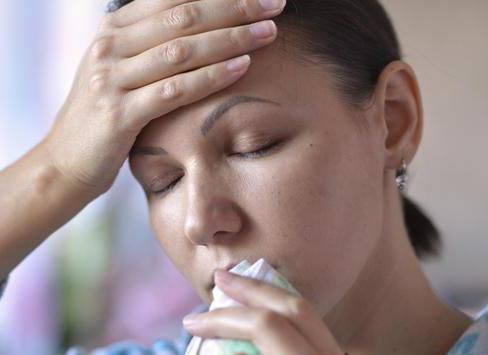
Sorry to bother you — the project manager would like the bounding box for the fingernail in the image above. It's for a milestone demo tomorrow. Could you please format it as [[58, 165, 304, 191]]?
[[249, 20, 276, 39], [183, 314, 201, 326], [226, 54, 251, 72], [259, 0, 285, 12]]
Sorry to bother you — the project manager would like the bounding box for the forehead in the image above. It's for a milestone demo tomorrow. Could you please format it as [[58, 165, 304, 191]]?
[[134, 37, 336, 145]]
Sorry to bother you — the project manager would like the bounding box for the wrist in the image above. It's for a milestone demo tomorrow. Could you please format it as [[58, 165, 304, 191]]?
[[33, 139, 105, 203]]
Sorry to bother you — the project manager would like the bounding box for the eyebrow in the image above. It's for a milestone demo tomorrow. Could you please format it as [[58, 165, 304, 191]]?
[[130, 95, 280, 156]]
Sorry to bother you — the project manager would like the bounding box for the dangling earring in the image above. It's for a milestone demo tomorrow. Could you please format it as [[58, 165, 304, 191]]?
[[395, 157, 409, 191]]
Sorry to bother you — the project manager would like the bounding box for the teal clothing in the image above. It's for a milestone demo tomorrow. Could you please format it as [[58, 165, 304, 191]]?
[[447, 303, 488, 355], [67, 302, 488, 355], [1, 276, 488, 354]]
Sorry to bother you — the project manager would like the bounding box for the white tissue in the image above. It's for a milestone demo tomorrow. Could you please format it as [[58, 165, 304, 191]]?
[[184, 258, 301, 355]]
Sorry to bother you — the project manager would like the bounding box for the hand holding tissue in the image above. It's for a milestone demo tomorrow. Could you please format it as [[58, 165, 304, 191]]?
[[184, 258, 300, 355]]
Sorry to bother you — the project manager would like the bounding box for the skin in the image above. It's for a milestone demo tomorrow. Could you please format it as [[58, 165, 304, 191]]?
[[129, 33, 474, 354], [0, 0, 283, 279], [0, 0, 474, 353]]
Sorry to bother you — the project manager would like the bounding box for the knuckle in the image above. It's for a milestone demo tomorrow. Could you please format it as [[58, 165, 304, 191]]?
[[99, 13, 116, 30], [164, 4, 198, 30], [232, 0, 253, 19], [227, 28, 247, 49], [90, 35, 115, 60], [206, 67, 221, 88], [160, 39, 190, 65], [93, 94, 125, 124], [288, 297, 311, 321], [256, 310, 281, 329], [161, 79, 183, 100], [89, 68, 112, 93]]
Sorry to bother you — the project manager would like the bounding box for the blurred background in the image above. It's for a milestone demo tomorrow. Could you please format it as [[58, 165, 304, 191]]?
[[0, 0, 486, 354]]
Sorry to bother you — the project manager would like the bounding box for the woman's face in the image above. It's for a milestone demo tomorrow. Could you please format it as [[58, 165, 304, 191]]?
[[129, 37, 387, 314]]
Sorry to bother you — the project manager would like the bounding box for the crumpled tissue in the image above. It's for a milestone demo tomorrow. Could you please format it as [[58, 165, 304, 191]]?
[[184, 258, 301, 355]]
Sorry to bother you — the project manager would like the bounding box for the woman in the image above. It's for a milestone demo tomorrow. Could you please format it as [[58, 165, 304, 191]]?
[[0, 0, 487, 354]]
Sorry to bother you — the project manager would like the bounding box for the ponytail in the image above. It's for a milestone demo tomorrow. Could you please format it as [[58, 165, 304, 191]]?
[[401, 194, 442, 260]]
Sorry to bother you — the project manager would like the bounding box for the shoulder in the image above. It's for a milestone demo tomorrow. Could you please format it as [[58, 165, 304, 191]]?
[[447, 304, 488, 355]]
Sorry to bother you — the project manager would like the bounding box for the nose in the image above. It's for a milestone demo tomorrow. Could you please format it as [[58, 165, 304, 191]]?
[[183, 170, 243, 247]]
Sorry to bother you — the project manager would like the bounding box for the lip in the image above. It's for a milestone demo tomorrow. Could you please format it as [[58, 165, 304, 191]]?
[[207, 261, 278, 290], [207, 262, 239, 290]]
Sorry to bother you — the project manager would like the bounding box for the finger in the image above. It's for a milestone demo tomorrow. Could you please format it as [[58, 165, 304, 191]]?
[[115, 0, 286, 57], [214, 269, 344, 354], [122, 54, 251, 131], [107, 0, 194, 28], [116, 20, 276, 89], [183, 307, 319, 355]]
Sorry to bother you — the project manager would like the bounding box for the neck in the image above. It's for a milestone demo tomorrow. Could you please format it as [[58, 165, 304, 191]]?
[[323, 186, 473, 355]]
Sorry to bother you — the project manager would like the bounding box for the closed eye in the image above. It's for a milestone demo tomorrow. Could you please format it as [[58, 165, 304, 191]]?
[[151, 141, 282, 198], [232, 140, 281, 159]]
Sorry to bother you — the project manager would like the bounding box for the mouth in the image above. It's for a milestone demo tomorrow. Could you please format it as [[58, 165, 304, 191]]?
[[207, 262, 238, 291], [207, 262, 278, 291]]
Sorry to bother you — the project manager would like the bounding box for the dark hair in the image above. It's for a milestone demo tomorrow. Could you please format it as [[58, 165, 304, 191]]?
[[107, 0, 442, 260]]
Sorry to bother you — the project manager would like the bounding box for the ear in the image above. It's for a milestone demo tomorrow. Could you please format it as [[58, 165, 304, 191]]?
[[372, 60, 424, 171]]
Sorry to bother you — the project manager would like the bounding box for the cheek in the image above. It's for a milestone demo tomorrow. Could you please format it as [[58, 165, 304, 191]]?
[[149, 206, 215, 301], [245, 133, 384, 313], [148, 202, 193, 276], [144, 128, 384, 309]]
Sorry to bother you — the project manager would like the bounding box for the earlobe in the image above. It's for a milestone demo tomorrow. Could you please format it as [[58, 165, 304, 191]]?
[[375, 60, 424, 170]]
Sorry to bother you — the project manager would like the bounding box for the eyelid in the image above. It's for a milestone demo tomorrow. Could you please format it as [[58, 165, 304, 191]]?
[[241, 139, 280, 153], [143, 132, 289, 197], [147, 139, 282, 197], [147, 173, 179, 191], [231, 134, 278, 152]]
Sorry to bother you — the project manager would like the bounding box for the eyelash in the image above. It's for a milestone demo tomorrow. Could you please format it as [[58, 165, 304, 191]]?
[[152, 141, 281, 197]]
